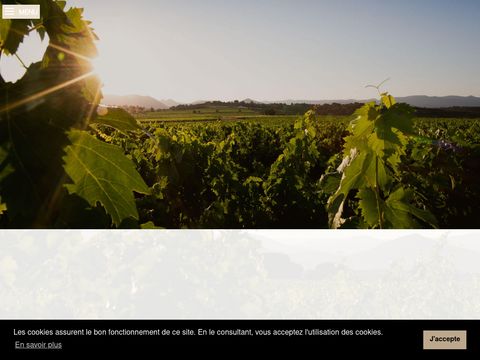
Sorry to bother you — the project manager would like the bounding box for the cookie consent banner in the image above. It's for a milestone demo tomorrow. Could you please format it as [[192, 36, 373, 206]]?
[[1, 320, 479, 355]]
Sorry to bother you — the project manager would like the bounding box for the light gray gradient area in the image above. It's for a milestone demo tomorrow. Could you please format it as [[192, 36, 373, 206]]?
[[1, 230, 479, 319]]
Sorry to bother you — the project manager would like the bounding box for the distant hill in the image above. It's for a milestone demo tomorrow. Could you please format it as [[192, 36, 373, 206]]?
[[242, 98, 263, 104], [396, 95, 480, 108], [160, 99, 181, 108], [102, 95, 169, 109], [275, 99, 375, 105], [274, 96, 480, 108], [189, 100, 211, 106], [102, 95, 480, 110]]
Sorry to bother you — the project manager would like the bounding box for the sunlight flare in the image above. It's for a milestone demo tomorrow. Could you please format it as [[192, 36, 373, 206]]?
[[0, 71, 95, 114]]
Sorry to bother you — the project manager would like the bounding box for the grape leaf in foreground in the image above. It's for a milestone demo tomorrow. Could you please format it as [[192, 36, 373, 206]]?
[[63, 130, 150, 226], [357, 187, 381, 228], [91, 107, 141, 133], [0, 198, 6, 215]]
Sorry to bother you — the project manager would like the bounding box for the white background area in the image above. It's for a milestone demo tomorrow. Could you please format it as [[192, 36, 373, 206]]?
[[1, 230, 479, 319]]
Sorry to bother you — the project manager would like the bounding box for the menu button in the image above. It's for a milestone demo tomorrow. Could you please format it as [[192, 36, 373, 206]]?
[[2, 5, 40, 19]]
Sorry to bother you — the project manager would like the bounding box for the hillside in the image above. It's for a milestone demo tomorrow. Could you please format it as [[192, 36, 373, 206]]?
[[277, 95, 480, 108], [102, 94, 169, 109], [396, 95, 480, 108], [102, 94, 480, 110]]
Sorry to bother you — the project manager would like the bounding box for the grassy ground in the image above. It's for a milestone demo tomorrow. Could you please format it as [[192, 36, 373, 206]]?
[[135, 107, 480, 133], [136, 106, 257, 121], [135, 106, 349, 127]]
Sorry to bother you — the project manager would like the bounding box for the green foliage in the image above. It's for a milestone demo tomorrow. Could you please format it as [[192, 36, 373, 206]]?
[[327, 93, 438, 229], [402, 118, 480, 228], [0, 197, 6, 214], [1, 2, 478, 229], [67, 110, 479, 229], [63, 130, 150, 226], [111, 114, 345, 229], [104, 110, 479, 230], [92, 107, 141, 133], [0, 0, 148, 227], [263, 111, 327, 226], [140, 221, 162, 229]]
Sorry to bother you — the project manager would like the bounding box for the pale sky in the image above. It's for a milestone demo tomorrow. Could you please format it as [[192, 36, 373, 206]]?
[[1, 0, 479, 102]]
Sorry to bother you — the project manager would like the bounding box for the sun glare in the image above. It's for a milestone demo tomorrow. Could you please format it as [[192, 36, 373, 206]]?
[[90, 54, 108, 89]]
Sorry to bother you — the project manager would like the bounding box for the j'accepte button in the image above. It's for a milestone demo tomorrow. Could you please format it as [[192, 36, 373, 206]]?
[[2, 5, 40, 19], [423, 330, 467, 350]]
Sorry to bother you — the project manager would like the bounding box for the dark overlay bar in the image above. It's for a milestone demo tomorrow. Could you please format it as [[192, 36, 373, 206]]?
[[1, 320, 478, 355]]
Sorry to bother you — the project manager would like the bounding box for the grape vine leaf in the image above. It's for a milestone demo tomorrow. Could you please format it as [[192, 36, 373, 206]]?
[[385, 187, 438, 228], [91, 107, 141, 133], [327, 93, 438, 229], [0, 18, 29, 55], [357, 188, 381, 228], [319, 172, 341, 194], [140, 221, 163, 229], [60, 7, 98, 58], [63, 130, 150, 225], [327, 151, 370, 213], [363, 156, 390, 191], [0, 16, 11, 48], [381, 92, 396, 108], [0, 197, 6, 215], [379, 103, 414, 135]]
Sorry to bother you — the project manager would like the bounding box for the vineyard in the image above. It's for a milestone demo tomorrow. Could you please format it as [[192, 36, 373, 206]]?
[[1, 1, 479, 229], [111, 112, 477, 229]]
